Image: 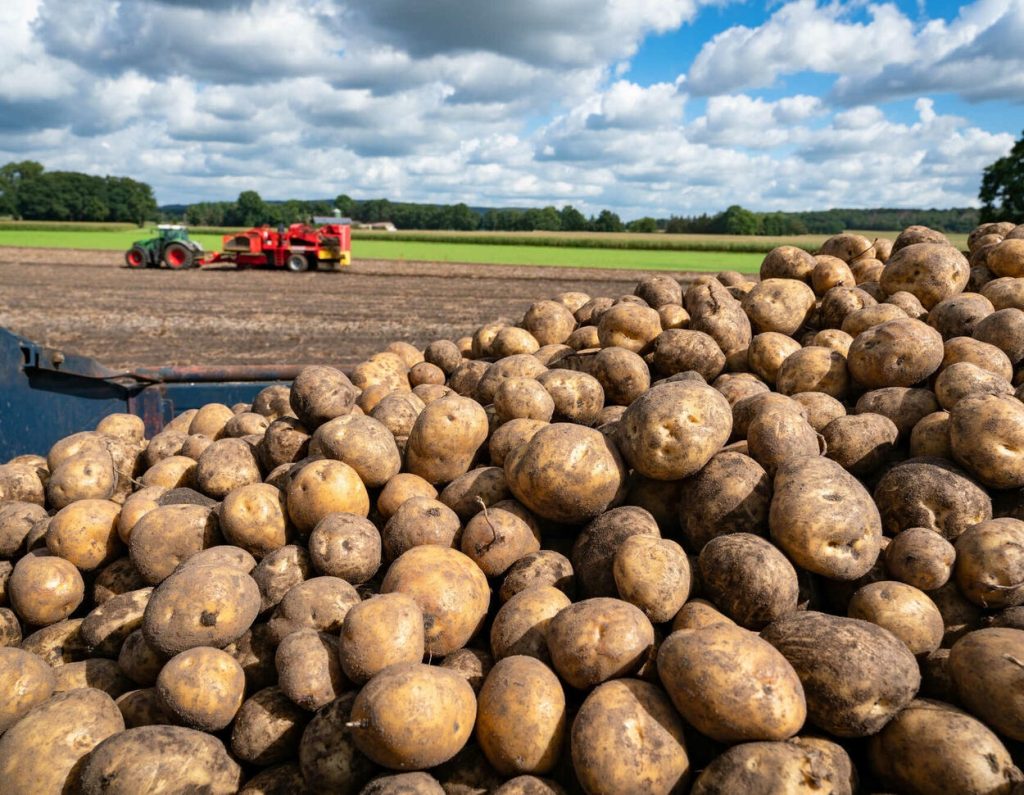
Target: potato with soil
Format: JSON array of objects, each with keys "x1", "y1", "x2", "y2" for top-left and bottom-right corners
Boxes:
[
  {"x1": 476, "y1": 656, "x2": 566, "y2": 776},
  {"x1": 612, "y1": 535, "x2": 690, "y2": 624},
  {"x1": 349, "y1": 662, "x2": 476, "y2": 770},
  {"x1": 928, "y1": 293, "x2": 994, "y2": 340},
  {"x1": 128, "y1": 503, "x2": 220, "y2": 584},
  {"x1": 499, "y1": 550, "x2": 575, "y2": 603},
  {"x1": 252, "y1": 544, "x2": 312, "y2": 613},
  {"x1": 405, "y1": 395, "x2": 489, "y2": 486},
  {"x1": 46, "y1": 448, "x2": 117, "y2": 510},
  {"x1": 848, "y1": 581, "x2": 944, "y2": 656},
  {"x1": 536, "y1": 369, "x2": 604, "y2": 426},
  {"x1": 493, "y1": 377, "x2": 555, "y2": 423},
  {"x1": 881, "y1": 241, "x2": 970, "y2": 308},
  {"x1": 522, "y1": 300, "x2": 577, "y2": 346},
  {"x1": 492, "y1": 326, "x2": 540, "y2": 357},
  {"x1": 155, "y1": 645, "x2": 245, "y2": 731},
  {"x1": 596, "y1": 303, "x2": 661, "y2": 353},
  {"x1": 339, "y1": 593, "x2": 424, "y2": 684},
  {"x1": 691, "y1": 740, "x2": 852, "y2": 795},
  {"x1": 760, "y1": 245, "x2": 816, "y2": 282},
  {"x1": 0, "y1": 500, "x2": 47, "y2": 557},
  {"x1": 546, "y1": 598, "x2": 654, "y2": 689},
  {"x1": 297, "y1": 693, "x2": 375, "y2": 793},
  {"x1": 949, "y1": 628, "x2": 1024, "y2": 741},
  {"x1": 975, "y1": 307, "x2": 1024, "y2": 365},
  {"x1": 770, "y1": 455, "x2": 882, "y2": 581},
  {"x1": 0, "y1": 607, "x2": 19, "y2": 646},
  {"x1": 742, "y1": 278, "x2": 816, "y2": 336},
  {"x1": 459, "y1": 500, "x2": 539, "y2": 576},
  {"x1": 616, "y1": 381, "x2": 731, "y2": 481},
  {"x1": 491, "y1": 585, "x2": 570, "y2": 663},
  {"x1": 949, "y1": 393, "x2": 1024, "y2": 489},
  {"x1": 312, "y1": 413, "x2": 401, "y2": 489},
  {"x1": 0, "y1": 687, "x2": 125, "y2": 795},
  {"x1": 0, "y1": 646, "x2": 56, "y2": 732},
  {"x1": 80, "y1": 586, "x2": 152, "y2": 658},
  {"x1": 847, "y1": 317, "x2": 944, "y2": 388},
  {"x1": 679, "y1": 451, "x2": 771, "y2": 550},
  {"x1": 286, "y1": 459, "x2": 370, "y2": 534},
  {"x1": 381, "y1": 545, "x2": 489, "y2": 656},
  {"x1": 571, "y1": 678, "x2": 689, "y2": 795},
  {"x1": 942, "y1": 336, "x2": 1013, "y2": 380},
  {"x1": 761, "y1": 611, "x2": 920, "y2": 736},
  {"x1": 658, "y1": 624, "x2": 806, "y2": 742},
  {"x1": 188, "y1": 403, "x2": 235, "y2": 439},
  {"x1": 51, "y1": 658, "x2": 131, "y2": 698},
  {"x1": 275, "y1": 629, "x2": 346, "y2": 711},
  {"x1": 8, "y1": 551, "x2": 85, "y2": 626},
  {"x1": 776, "y1": 346, "x2": 849, "y2": 398},
  {"x1": 747, "y1": 332, "x2": 801, "y2": 384},
  {"x1": 307, "y1": 512, "x2": 380, "y2": 584},
  {"x1": 885, "y1": 528, "x2": 955, "y2": 591},
  {"x1": 684, "y1": 277, "x2": 752, "y2": 358},
  {"x1": 572, "y1": 506, "x2": 660, "y2": 599},
  {"x1": 935, "y1": 361, "x2": 1013, "y2": 410},
  {"x1": 585, "y1": 346, "x2": 649, "y2": 407},
  {"x1": 746, "y1": 405, "x2": 820, "y2": 477},
  {"x1": 289, "y1": 366, "x2": 357, "y2": 429},
  {"x1": 651, "y1": 329, "x2": 725, "y2": 382},
  {"x1": 142, "y1": 454, "x2": 197, "y2": 488},
  {"x1": 812, "y1": 257, "x2": 856, "y2": 295},
  {"x1": 821, "y1": 412, "x2": 898, "y2": 476},
  {"x1": 258, "y1": 417, "x2": 310, "y2": 470},
  {"x1": 505, "y1": 423, "x2": 627, "y2": 525},
  {"x1": 438, "y1": 466, "x2": 510, "y2": 521},
  {"x1": 855, "y1": 386, "x2": 940, "y2": 437},
  {"x1": 267, "y1": 575, "x2": 360, "y2": 642},
  {"x1": 954, "y1": 518, "x2": 1024, "y2": 608},
  {"x1": 116, "y1": 486, "x2": 165, "y2": 543},
  {"x1": 219, "y1": 483, "x2": 290, "y2": 558},
  {"x1": 698, "y1": 533, "x2": 798, "y2": 629},
  {"x1": 143, "y1": 563, "x2": 260, "y2": 656},
  {"x1": 869, "y1": 698, "x2": 1022, "y2": 795}
]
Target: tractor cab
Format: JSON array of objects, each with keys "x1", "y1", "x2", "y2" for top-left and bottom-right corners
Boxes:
[
  {"x1": 156, "y1": 224, "x2": 190, "y2": 242},
  {"x1": 124, "y1": 225, "x2": 204, "y2": 270}
]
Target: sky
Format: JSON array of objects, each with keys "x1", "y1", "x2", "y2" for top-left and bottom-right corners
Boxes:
[{"x1": 0, "y1": 0, "x2": 1021, "y2": 219}]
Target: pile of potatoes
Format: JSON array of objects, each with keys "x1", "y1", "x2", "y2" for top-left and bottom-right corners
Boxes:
[{"x1": 3, "y1": 222, "x2": 1024, "y2": 794}]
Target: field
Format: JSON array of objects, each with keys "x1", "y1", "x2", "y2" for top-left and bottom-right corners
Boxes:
[{"x1": 0, "y1": 247, "x2": 671, "y2": 369}]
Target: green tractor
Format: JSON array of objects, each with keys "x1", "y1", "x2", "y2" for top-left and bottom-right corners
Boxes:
[{"x1": 124, "y1": 225, "x2": 205, "y2": 269}]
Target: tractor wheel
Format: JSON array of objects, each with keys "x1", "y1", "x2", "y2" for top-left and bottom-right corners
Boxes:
[
  {"x1": 163, "y1": 242, "x2": 195, "y2": 270},
  {"x1": 125, "y1": 246, "x2": 148, "y2": 269},
  {"x1": 286, "y1": 253, "x2": 309, "y2": 273}
]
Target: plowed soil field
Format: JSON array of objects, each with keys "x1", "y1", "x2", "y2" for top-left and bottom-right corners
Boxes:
[{"x1": 0, "y1": 248, "x2": 697, "y2": 369}]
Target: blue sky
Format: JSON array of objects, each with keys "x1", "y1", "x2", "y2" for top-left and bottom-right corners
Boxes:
[{"x1": 0, "y1": 0, "x2": 1020, "y2": 218}]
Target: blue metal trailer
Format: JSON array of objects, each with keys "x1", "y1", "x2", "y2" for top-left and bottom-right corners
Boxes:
[{"x1": 0, "y1": 327, "x2": 302, "y2": 459}]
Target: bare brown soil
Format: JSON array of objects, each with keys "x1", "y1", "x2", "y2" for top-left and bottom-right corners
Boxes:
[{"x1": 0, "y1": 248, "x2": 694, "y2": 369}]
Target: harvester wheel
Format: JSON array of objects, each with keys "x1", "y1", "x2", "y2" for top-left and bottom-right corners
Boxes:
[
  {"x1": 162, "y1": 242, "x2": 195, "y2": 270},
  {"x1": 285, "y1": 253, "x2": 309, "y2": 273},
  {"x1": 125, "y1": 246, "x2": 148, "y2": 269}
]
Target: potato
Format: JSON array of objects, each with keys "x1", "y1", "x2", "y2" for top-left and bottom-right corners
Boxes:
[
  {"x1": 935, "y1": 361, "x2": 1013, "y2": 409},
  {"x1": 457, "y1": 500, "x2": 536, "y2": 576},
  {"x1": 438, "y1": 649, "x2": 492, "y2": 697},
  {"x1": 493, "y1": 378, "x2": 555, "y2": 423},
  {"x1": 405, "y1": 395, "x2": 489, "y2": 486},
  {"x1": 258, "y1": 417, "x2": 310, "y2": 471},
  {"x1": 537, "y1": 369, "x2": 604, "y2": 425},
  {"x1": 612, "y1": 535, "x2": 690, "y2": 624},
  {"x1": 188, "y1": 403, "x2": 235, "y2": 439},
  {"x1": 143, "y1": 563, "x2": 260, "y2": 655},
  {"x1": 747, "y1": 405, "x2": 820, "y2": 477},
  {"x1": 821, "y1": 412, "x2": 898, "y2": 476},
  {"x1": 156, "y1": 645, "x2": 245, "y2": 731},
  {"x1": 617, "y1": 381, "x2": 731, "y2": 481},
  {"x1": 141, "y1": 454, "x2": 197, "y2": 489},
  {"x1": 742, "y1": 278, "x2": 816, "y2": 336},
  {"x1": 790, "y1": 392, "x2": 845, "y2": 434},
  {"x1": 216, "y1": 483, "x2": 288, "y2": 559},
  {"x1": 78, "y1": 586, "x2": 151, "y2": 659},
  {"x1": 848, "y1": 317, "x2": 944, "y2": 388},
  {"x1": 0, "y1": 687, "x2": 125, "y2": 794},
  {"x1": 596, "y1": 303, "x2": 661, "y2": 353},
  {"x1": 115, "y1": 687, "x2": 173, "y2": 729},
  {"x1": 381, "y1": 545, "x2": 489, "y2": 656},
  {"x1": 760, "y1": 245, "x2": 816, "y2": 282},
  {"x1": 289, "y1": 366, "x2": 357, "y2": 429},
  {"x1": 855, "y1": 386, "x2": 940, "y2": 437},
  {"x1": 949, "y1": 393, "x2": 1024, "y2": 489},
  {"x1": 499, "y1": 550, "x2": 575, "y2": 603},
  {"x1": 651, "y1": 329, "x2": 725, "y2": 382},
  {"x1": 115, "y1": 486, "x2": 165, "y2": 544},
  {"x1": 492, "y1": 326, "x2": 541, "y2": 357},
  {"x1": 698, "y1": 533, "x2": 797, "y2": 629},
  {"x1": 818, "y1": 285, "x2": 876, "y2": 330},
  {"x1": 128, "y1": 503, "x2": 221, "y2": 585},
  {"x1": 46, "y1": 449, "x2": 116, "y2": 509},
  {"x1": 776, "y1": 346, "x2": 849, "y2": 398},
  {"x1": 886, "y1": 290, "x2": 928, "y2": 320},
  {"x1": 312, "y1": 414, "x2": 401, "y2": 489},
  {"x1": 376, "y1": 473, "x2": 437, "y2": 521},
  {"x1": 885, "y1": 528, "x2": 955, "y2": 591},
  {"x1": 52, "y1": 658, "x2": 130, "y2": 699},
  {"x1": 305, "y1": 513, "x2": 380, "y2": 585},
  {"x1": 349, "y1": 663, "x2": 476, "y2": 769},
  {"x1": 955, "y1": 518, "x2": 1024, "y2": 608},
  {"x1": 338, "y1": 593, "x2": 424, "y2": 685},
  {"x1": 0, "y1": 646, "x2": 55, "y2": 732},
  {"x1": 476, "y1": 355, "x2": 547, "y2": 404},
  {"x1": 252, "y1": 384, "x2": 293, "y2": 419},
  {"x1": 439, "y1": 466, "x2": 511, "y2": 521},
  {"x1": 296, "y1": 693, "x2": 375, "y2": 792},
  {"x1": 983, "y1": 277, "x2": 1024, "y2": 311},
  {"x1": 268, "y1": 575, "x2": 359, "y2": 642},
  {"x1": 684, "y1": 277, "x2": 751, "y2": 357},
  {"x1": 286, "y1": 459, "x2": 370, "y2": 534},
  {"x1": 144, "y1": 429, "x2": 186, "y2": 468},
  {"x1": 678, "y1": 451, "x2": 770, "y2": 550},
  {"x1": 409, "y1": 361, "x2": 446, "y2": 387},
  {"x1": 747, "y1": 332, "x2": 801, "y2": 384},
  {"x1": 770, "y1": 456, "x2": 882, "y2": 581},
  {"x1": 8, "y1": 552, "x2": 84, "y2": 626},
  {"x1": 841, "y1": 302, "x2": 908, "y2": 336},
  {"x1": 361, "y1": 773, "x2": 446, "y2": 794},
  {"x1": 657, "y1": 304, "x2": 690, "y2": 330},
  {"x1": 253, "y1": 544, "x2": 312, "y2": 613},
  {"x1": 572, "y1": 506, "x2": 660, "y2": 598},
  {"x1": 505, "y1": 423, "x2": 626, "y2": 524},
  {"x1": 571, "y1": 679, "x2": 689, "y2": 795},
  {"x1": 0, "y1": 501, "x2": 47, "y2": 557},
  {"x1": 928, "y1": 293, "x2": 994, "y2": 340},
  {"x1": 974, "y1": 308, "x2": 1024, "y2": 365},
  {"x1": 222, "y1": 624, "x2": 275, "y2": 694},
  {"x1": 488, "y1": 419, "x2": 547, "y2": 468},
  {"x1": 988, "y1": 238, "x2": 1024, "y2": 277},
  {"x1": 812, "y1": 257, "x2": 855, "y2": 295},
  {"x1": 848, "y1": 580, "x2": 943, "y2": 655},
  {"x1": 383, "y1": 497, "x2": 461, "y2": 561},
  {"x1": 881, "y1": 242, "x2": 970, "y2": 309},
  {"x1": 117, "y1": 628, "x2": 166, "y2": 687},
  {"x1": 691, "y1": 740, "x2": 852, "y2": 795},
  {"x1": 949, "y1": 628, "x2": 1024, "y2": 740},
  {"x1": 42, "y1": 499, "x2": 121, "y2": 573},
  {"x1": 78, "y1": 725, "x2": 241, "y2": 794},
  {"x1": 275, "y1": 629, "x2": 345, "y2": 711},
  {"x1": 869, "y1": 698, "x2": 1022, "y2": 795},
  {"x1": 909, "y1": 410, "x2": 952, "y2": 458},
  {"x1": 546, "y1": 598, "x2": 654, "y2": 689},
  {"x1": 490, "y1": 585, "x2": 570, "y2": 664},
  {"x1": 476, "y1": 656, "x2": 566, "y2": 776},
  {"x1": 0, "y1": 606, "x2": 20, "y2": 646},
  {"x1": 658, "y1": 624, "x2": 805, "y2": 742},
  {"x1": 20, "y1": 618, "x2": 89, "y2": 666},
  {"x1": 448, "y1": 359, "x2": 489, "y2": 398}
]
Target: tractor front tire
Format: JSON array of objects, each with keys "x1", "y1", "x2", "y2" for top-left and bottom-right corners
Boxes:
[
  {"x1": 163, "y1": 242, "x2": 195, "y2": 270},
  {"x1": 286, "y1": 253, "x2": 309, "y2": 273},
  {"x1": 125, "y1": 246, "x2": 148, "y2": 269}
]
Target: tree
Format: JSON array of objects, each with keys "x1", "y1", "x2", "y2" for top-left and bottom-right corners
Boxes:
[
  {"x1": 559, "y1": 205, "x2": 588, "y2": 231},
  {"x1": 980, "y1": 130, "x2": 1024, "y2": 224},
  {"x1": 716, "y1": 205, "x2": 761, "y2": 235},
  {"x1": 627, "y1": 217, "x2": 658, "y2": 233},
  {"x1": 334, "y1": 194, "x2": 355, "y2": 217},
  {"x1": 0, "y1": 161, "x2": 44, "y2": 217},
  {"x1": 592, "y1": 209, "x2": 624, "y2": 233},
  {"x1": 229, "y1": 191, "x2": 267, "y2": 226}
]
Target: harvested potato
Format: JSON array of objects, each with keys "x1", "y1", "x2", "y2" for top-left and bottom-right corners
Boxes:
[
  {"x1": 747, "y1": 405, "x2": 820, "y2": 477},
  {"x1": 848, "y1": 318, "x2": 944, "y2": 388},
  {"x1": 572, "y1": 506, "x2": 660, "y2": 598},
  {"x1": 19, "y1": 617, "x2": 88, "y2": 666},
  {"x1": 821, "y1": 413, "x2": 898, "y2": 476},
  {"x1": 742, "y1": 279, "x2": 816, "y2": 336},
  {"x1": 988, "y1": 238, "x2": 1024, "y2": 277},
  {"x1": 275, "y1": 629, "x2": 346, "y2": 711},
  {"x1": 267, "y1": 575, "x2": 360, "y2": 642},
  {"x1": 8, "y1": 551, "x2": 85, "y2": 626},
  {"x1": 458, "y1": 500, "x2": 538, "y2": 576},
  {"x1": 493, "y1": 377, "x2": 555, "y2": 423},
  {"x1": 312, "y1": 414, "x2": 401, "y2": 488},
  {"x1": 438, "y1": 467, "x2": 510, "y2": 521},
  {"x1": 115, "y1": 687, "x2": 172, "y2": 729},
  {"x1": 383, "y1": 497, "x2": 461, "y2": 561},
  {"x1": 776, "y1": 346, "x2": 849, "y2": 398},
  {"x1": 156, "y1": 645, "x2": 245, "y2": 730},
  {"x1": 349, "y1": 663, "x2": 476, "y2": 769},
  {"x1": 538, "y1": 369, "x2": 604, "y2": 425},
  {"x1": 812, "y1": 257, "x2": 855, "y2": 295},
  {"x1": 974, "y1": 307, "x2": 1024, "y2": 364},
  {"x1": 0, "y1": 646, "x2": 55, "y2": 732},
  {"x1": 488, "y1": 418, "x2": 548, "y2": 468},
  {"x1": 80, "y1": 586, "x2": 152, "y2": 658},
  {"x1": 252, "y1": 544, "x2": 311, "y2": 613},
  {"x1": 128, "y1": 503, "x2": 220, "y2": 584},
  {"x1": 409, "y1": 361, "x2": 446, "y2": 387},
  {"x1": 118, "y1": 628, "x2": 166, "y2": 686},
  {"x1": 499, "y1": 550, "x2": 575, "y2": 603},
  {"x1": 747, "y1": 332, "x2": 802, "y2": 384},
  {"x1": 791, "y1": 391, "x2": 846, "y2": 433},
  {"x1": 909, "y1": 411, "x2": 952, "y2": 458},
  {"x1": 596, "y1": 303, "x2": 661, "y2": 353},
  {"x1": 287, "y1": 459, "x2": 370, "y2": 534},
  {"x1": 651, "y1": 329, "x2": 725, "y2": 382},
  {"x1": 855, "y1": 386, "x2": 940, "y2": 437},
  {"x1": 46, "y1": 449, "x2": 117, "y2": 510},
  {"x1": 881, "y1": 242, "x2": 970, "y2": 309},
  {"x1": 613, "y1": 535, "x2": 690, "y2": 623},
  {"x1": 219, "y1": 483, "x2": 290, "y2": 558},
  {"x1": 381, "y1": 545, "x2": 490, "y2": 656},
  {"x1": 698, "y1": 533, "x2": 797, "y2": 629},
  {"x1": 929, "y1": 293, "x2": 994, "y2": 339},
  {"x1": 0, "y1": 500, "x2": 47, "y2": 557},
  {"x1": 760, "y1": 245, "x2": 816, "y2": 282},
  {"x1": 954, "y1": 518, "x2": 1024, "y2": 608},
  {"x1": 691, "y1": 740, "x2": 852, "y2": 795},
  {"x1": 885, "y1": 528, "x2": 955, "y2": 591},
  {"x1": 376, "y1": 473, "x2": 438, "y2": 521},
  {"x1": 289, "y1": 366, "x2": 357, "y2": 429},
  {"x1": 762, "y1": 611, "x2": 920, "y2": 736},
  {"x1": 658, "y1": 624, "x2": 806, "y2": 742},
  {"x1": 405, "y1": 395, "x2": 489, "y2": 486},
  {"x1": 116, "y1": 486, "x2": 165, "y2": 543},
  {"x1": 307, "y1": 512, "x2": 380, "y2": 584},
  {"x1": 848, "y1": 581, "x2": 944, "y2": 655},
  {"x1": 252, "y1": 384, "x2": 293, "y2": 419},
  {"x1": 0, "y1": 606, "x2": 20, "y2": 646},
  {"x1": 297, "y1": 693, "x2": 375, "y2": 792},
  {"x1": 257, "y1": 417, "x2": 310, "y2": 470},
  {"x1": 685, "y1": 277, "x2": 752, "y2": 358},
  {"x1": 841, "y1": 303, "x2": 908, "y2": 337},
  {"x1": 949, "y1": 628, "x2": 1024, "y2": 741},
  {"x1": 546, "y1": 598, "x2": 654, "y2": 689},
  {"x1": 935, "y1": 361, "x2": 1013, "y2": 410},
  {"x1": 189, "y1": 403, "x2": 235, "y2": 439},
  {"x1": 819, "y1": 286, "x2": 876, "y2": 330},
  {"x1": 476, "y1": 656, "x2": 566, "y2": 775},
  {"x1": 52, "y1": 657, "x2": 131, "y2": 698},
  {"x1": 141, "y1": 454, "x2": 198, "y2": 489},
  {"x1": 679, "y1": 451, "x2": 770, "y2": 550},
  {"x1": 339, "y1": 593, "x2": 424, "y2": 684},
  {"x1": 491, "y1": 585, "x2": 570, "y2": 663},
  {"x1": 949, "y1": 393, "x2": 1024, "y2": 489}
]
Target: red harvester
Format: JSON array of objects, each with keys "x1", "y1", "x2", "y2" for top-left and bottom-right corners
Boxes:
[{"x1": 206, "y1": 219, "x2": 351, "y2": 272}]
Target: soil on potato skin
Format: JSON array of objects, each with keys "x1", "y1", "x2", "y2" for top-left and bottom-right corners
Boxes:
[{"x1": 0, "y1": 248, "x2": 702, "y2": 370}]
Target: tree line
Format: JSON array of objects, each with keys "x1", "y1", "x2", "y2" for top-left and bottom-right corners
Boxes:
[{"x1": 0, "y1": 161, "x2": 157, "y2": 225}]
